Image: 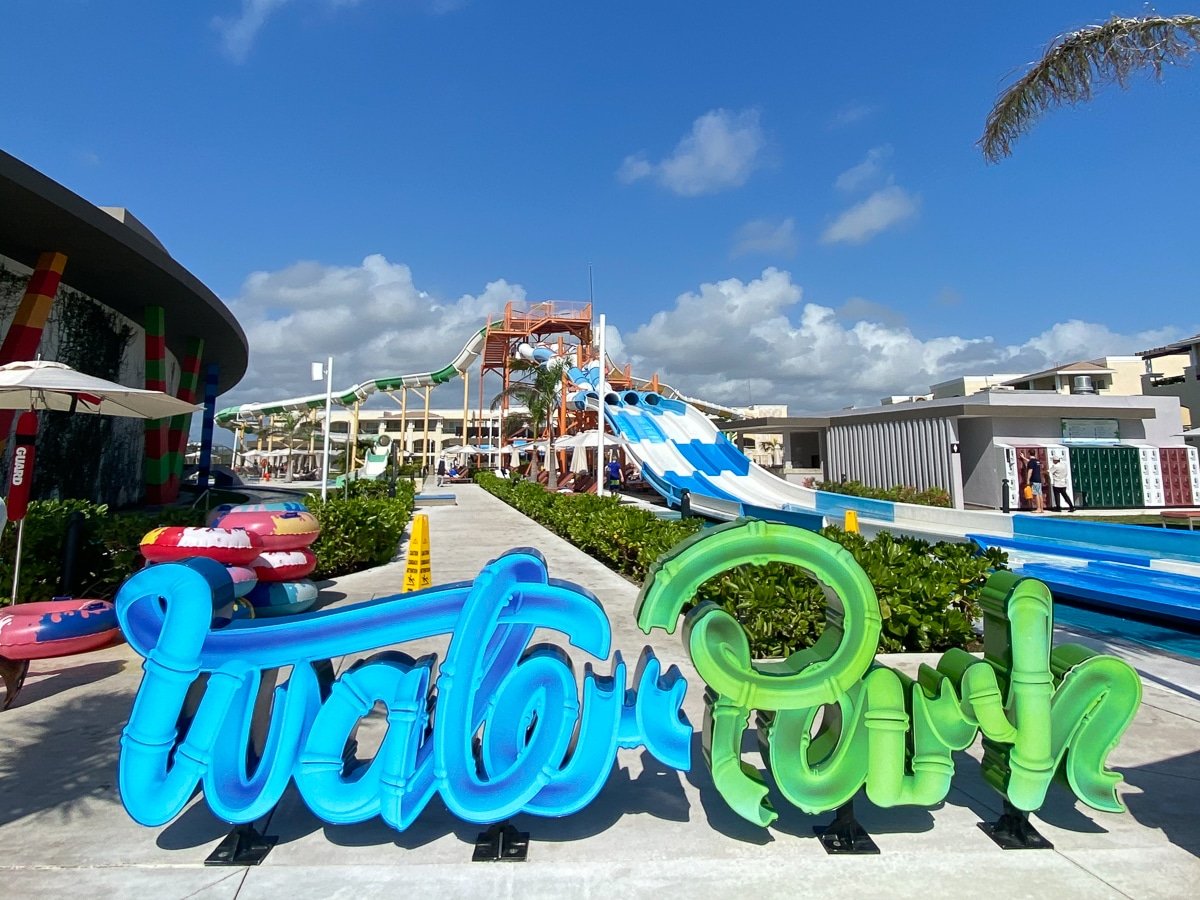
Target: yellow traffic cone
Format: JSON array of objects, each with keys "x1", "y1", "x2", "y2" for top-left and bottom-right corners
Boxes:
[
  {"x1": 402, "y1": 514, "x2": 432, "y2": 592},
  {"x1": 844, "y1": 510, "x2": 859, "y2": 533}
]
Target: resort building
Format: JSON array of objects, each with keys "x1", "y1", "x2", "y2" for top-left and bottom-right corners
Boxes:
[
  {"x1": 1139, "y1": 334, "x2": 1200, "y2": 428},
  {"x1": 0, "y1": 150, "x2": 247, "y2": 506},
  {"x1": 729, "y1": 358, "x2": 1196, "y2": 511}
]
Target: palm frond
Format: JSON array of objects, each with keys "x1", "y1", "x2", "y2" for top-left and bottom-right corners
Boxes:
[{"x1": 981, "y1": 14, "x2": 1200, "y2": 162}]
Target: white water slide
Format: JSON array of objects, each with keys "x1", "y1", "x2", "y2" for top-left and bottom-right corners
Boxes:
[{"x1": 597, "y1": 385, "x2": 1200, "y2": 628}]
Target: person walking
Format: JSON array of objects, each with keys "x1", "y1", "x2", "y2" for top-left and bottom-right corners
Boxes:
[
  {"x1": 1024, "y1": 452, "x2": 1045, "y2": 513},
  {"x1": 1049, "y1": 455, "x2": 1076, "y2": 512},
  {"x1": 436, "y1": 457, "x2": 446, "y2": 487}
]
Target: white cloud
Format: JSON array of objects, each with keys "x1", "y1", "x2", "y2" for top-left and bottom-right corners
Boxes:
[
  {"x1": 616, "y1": 155, "x2": 653, "y2": 184},
  {"x1": 617, "y1": 109, "x2": 766, "y2": 196},
  {"x1": 214, "y1": 0, "x2": 293, "y2": 61},
  {"x1": 829, "y1": 102, "x2": 876, "y2": 129},
  {"x1": 835, "y1": 145, "x2": 892, "y2": 193},
  {"x1": 731, "y1": 217, "x2": 798, "y2": 258},
  {"x1": 821, "y1": 185, "x2": 919, "y2": 245},
  {"x1": 218, "y1": 258, "x2": 1185, "y2": 433},
  {"x1": 213, "y1": 0, "x2": 464, "y2": 62},
  {"x1": 221, "y1": 254, "x2": 522, "y2": 410},
  {"x1": 618, "y1": 268, "x2": 1180, "y2": 412}
]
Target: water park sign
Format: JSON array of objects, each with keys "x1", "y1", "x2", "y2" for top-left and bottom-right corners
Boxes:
[{"x1": 115, "y1": 522, "x2": 1141, "y2": 846}]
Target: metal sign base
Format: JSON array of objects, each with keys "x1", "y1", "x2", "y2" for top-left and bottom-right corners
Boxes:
[
  {"x1": 472, "y1": 822, "x2": 529, "y2": 862},
  {"x1": 205, "y1": 823, "x2": 278, "y2": 866},
  {"x1": 813, "y1": 801, "x2": 880, "y2": 855},
  {"x1": 979, "y1": 802, "x2": 1054, "y2": 850}
]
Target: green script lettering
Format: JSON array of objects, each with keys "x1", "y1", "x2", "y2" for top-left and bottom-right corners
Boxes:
[{"x1": 636, "y1": 520, "x2": 1142, "y2": 827}]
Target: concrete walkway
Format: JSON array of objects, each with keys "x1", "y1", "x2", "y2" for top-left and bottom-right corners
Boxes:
[{"x1": 2, "y1": 484, "x2": 1198, "y2": 898}]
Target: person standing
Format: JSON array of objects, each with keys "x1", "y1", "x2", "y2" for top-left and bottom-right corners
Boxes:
[
  {"x1": 1049, "y1": 455, "x2": 1075, "y2": 512},
  {"x1": 436, "y1": 457, "x2": 446, "y2": 487},
  {"x1": 605, "y1": 456, "x2": 624, "y2": 491},
  {"x1": 1024, "y1": 452, "x2": 1044, "y2": 513}
]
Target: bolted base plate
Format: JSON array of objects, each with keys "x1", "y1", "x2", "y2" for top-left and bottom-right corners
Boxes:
[
  {"x1": 472, "y1": 822, "x2": 529, "y2": 862},
  {"x1": 979, "y1": 809, "x2": 1054, "y2": 850},
  {"x1": 813, "y1": 802, "x2": 880, "y2": 855},
  {"x1": 205, "y1": 823, "x2": 278, "y2": 866}
]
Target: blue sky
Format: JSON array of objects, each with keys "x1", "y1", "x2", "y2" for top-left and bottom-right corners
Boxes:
[{"x1": 3, "y1": 1, "x2": 1199, "y2": 420}]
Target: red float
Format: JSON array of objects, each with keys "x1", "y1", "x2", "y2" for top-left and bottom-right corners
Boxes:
[
  {"x1": 140, "y1": 527, "x2": 263, "y2": 566},
  {"x1": 249, "y1": 549, "x2": 318, "y2": 582},
  {"x1": 0, "y1": 599, "x2": 120, "y2": 661}
]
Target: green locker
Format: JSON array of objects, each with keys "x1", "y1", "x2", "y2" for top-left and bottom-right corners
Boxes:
[{"x1": 1067, "y1": 446, "x2": 1144, "y2": 508}]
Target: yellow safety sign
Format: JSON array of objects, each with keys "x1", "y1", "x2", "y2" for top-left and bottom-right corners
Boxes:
[{"x1": 402, "y1": 513, "x2": 432, "y2": 592}]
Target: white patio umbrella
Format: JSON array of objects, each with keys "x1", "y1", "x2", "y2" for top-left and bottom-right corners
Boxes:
[
  {"x1": 0, "y1": 360, "x2": 200, "y2": 603},
  {"x1": 570, "y1": 444, "x2": 590, "y2": 474},
  {"x1": 0, "y1": 361, "x2": 199, "y2": 418},
  {"x1": 557, "y1": 429, "x2": 626, "y2": 449}
]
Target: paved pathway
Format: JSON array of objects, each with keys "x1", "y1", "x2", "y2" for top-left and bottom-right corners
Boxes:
[{"x1": 2, "y1": 485, "x2": 1198, "y2": 898}]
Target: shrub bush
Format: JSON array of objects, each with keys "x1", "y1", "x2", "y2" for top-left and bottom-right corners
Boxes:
[
  {"x1": 0, "y1": 483, "x2": 420, "y2": 601},
  {"x1": 477, "y1": 472, "x2": 1007, "y2": 656},
  {"x1": 816, "y1": 479, "x2": 952, "y2": 508},
  {"x1": 306, "y1": 481, "x2": 415, "y2": 579}
]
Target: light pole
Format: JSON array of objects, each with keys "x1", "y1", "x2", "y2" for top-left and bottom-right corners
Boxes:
[
  {"x1": 597, "y1": 312, "x2": 606, "y2": 497},
  {"x1": 312, "y1": 358, "x2": 333, "y2": 501}
]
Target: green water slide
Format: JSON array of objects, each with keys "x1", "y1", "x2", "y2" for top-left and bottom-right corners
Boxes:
[{"x1": 215, "y1": 324, "x2": 497, "y2": 429}]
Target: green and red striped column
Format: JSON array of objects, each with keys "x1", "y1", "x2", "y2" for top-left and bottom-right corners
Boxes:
[
  {"x1": 161, "y1": 337, "x2": 204, "y2": 502},
  {"x1": 0, "y1": 252, "x2": 68, "y2": 448},
  {"x1": 143, "y1": 306, "x2": 170, "y2": 504}
]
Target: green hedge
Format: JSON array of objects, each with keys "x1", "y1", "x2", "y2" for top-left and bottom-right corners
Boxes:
[
  {"x1": 305, "y1": 479, "x2": 416, "y2": 579},
  {"x1": 0, "y1": 499, "x2": 206, "y2": 603},
  {"x1": 0, "y1": 481, "x2": 419, "y2": 602},
  {"x1": 476, "y1": 472, "x2": 1006, "y2": 656},
  {"x1": 816, "y1": 479, "x2": 952, "y2": 508}
]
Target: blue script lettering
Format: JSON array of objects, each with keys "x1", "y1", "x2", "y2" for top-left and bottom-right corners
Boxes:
[{"x1": 115, "y1": 550, "x2": 691, "y2": 828}]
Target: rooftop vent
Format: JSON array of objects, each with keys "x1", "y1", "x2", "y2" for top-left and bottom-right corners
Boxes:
[{"x1": 1071, "y1": 375, "x2": 1097, "y2": 394}]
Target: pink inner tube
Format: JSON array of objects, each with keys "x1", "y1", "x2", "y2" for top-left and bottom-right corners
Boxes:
[
  {"x1": 226, "y1": 565, "x2": 258, "y2": 598},
  {"x1": 209, "y1": 510, "x2": 320, "y2": 551},
  {"x1": 0, "y1": 599, "x2": 121, "y2": 661}
]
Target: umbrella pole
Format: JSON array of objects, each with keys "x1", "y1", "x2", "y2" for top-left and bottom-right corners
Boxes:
[{"x1": 10, "y1": 519, "x2": 25, "y2": 604}]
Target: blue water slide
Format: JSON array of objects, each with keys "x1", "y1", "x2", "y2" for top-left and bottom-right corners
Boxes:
[
  {"x1": 637, "y1": 464, "x2": 682, "y2": 507},
  {"x1": 1013, "y1": 515, "x2": 1200, "y2": 564},
  {"x1": 812, "y1": 492, "x2": 897, "y2": 523},
  {"x1": 640, "y1": 393, "x2": 687, "y2": 415},
  {"x1": 1018, "y1": 561, "x2": 1200, "y2": 627},
  {"x1": 611, "y1": 408, "x2": 668, "y2": 444},
  {"x1": 711, "y1": 436, "x2": 751, "y2": 475},
  {"x1": 676, "y1": 441, "x2": 727, "y2": 476},
  {"x1": 967, "y1": 534, "x2": 1153, "y2": 567}
]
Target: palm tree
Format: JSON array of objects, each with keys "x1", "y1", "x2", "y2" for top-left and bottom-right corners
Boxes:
[
  {"x1": 980, "y1": 14, "x2": 1200, "y2": 163},
  {"x1": 265, "y1": 410, "x2": 318, "y2": 481},
  {"x1": 491, "y1": 360, "x2": 568, "y2": 489}
]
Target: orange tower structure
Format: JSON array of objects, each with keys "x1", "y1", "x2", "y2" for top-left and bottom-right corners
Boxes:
[{"x1": 477, "y1": 300, "x2": 593, "y2": 453}]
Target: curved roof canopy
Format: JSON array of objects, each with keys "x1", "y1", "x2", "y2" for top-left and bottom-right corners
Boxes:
[{"x1": 0, "y1": 150, "x2": 247, "y2": 393}]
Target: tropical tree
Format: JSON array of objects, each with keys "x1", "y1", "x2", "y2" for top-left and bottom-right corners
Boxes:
[
  {"x1": 980, "y1": 13, "x2": 1200, "y2": 162},
  {"x1": 265, "y1": 410, "x2": 318, "y2": 481},
  {"x1": 491, "y1": 360, "x2": 568, "y2": 489}
]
